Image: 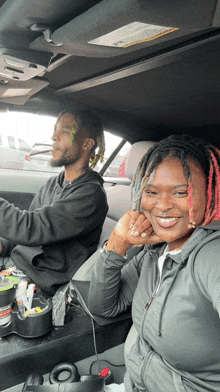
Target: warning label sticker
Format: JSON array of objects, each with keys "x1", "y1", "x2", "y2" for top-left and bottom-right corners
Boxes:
[{"x1": 88, "y1": 22, "x2": 179, "y2": 48}]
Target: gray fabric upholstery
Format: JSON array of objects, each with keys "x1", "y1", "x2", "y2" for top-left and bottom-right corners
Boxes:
[{"x1": 125, "y1": 141, "x2": 155, "y2": 181}]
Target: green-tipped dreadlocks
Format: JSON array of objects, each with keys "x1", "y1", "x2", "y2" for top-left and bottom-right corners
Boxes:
[{"x1": 89, "y1": 134, "x2": 105, "y2": 169}]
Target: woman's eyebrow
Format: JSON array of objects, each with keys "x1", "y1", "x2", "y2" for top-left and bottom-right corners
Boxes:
[
  {"x1": 173, "y1": 184, "x2": 188, "y2": 188},
  {"x1": 145, "y1": 183, "x2": 188, "y2": 188}
]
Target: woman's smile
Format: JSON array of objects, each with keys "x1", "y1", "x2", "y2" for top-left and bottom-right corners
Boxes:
[{"x1": 155, "y1": 216, "x2": 180, "y2": 228}]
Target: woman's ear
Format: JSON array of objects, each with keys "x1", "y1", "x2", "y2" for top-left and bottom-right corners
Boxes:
[{"x1": 83, "y1": 137, "x2": 95, "y2": 151}]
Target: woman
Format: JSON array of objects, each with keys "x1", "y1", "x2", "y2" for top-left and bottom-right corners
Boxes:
[{"x1": 88, "y1": 134, "x2": 220, "y2": 392}]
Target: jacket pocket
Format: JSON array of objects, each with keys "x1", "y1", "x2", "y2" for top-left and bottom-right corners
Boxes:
[
  {"x1": 173, "y1": 373, "x2": 196, "y2": 392},
  {"x1": 126, "y1": 343, "x2": 151, "y2": 391},
  {"x1": 142, "y1": 351, "x2": 196, "y2": 392}
]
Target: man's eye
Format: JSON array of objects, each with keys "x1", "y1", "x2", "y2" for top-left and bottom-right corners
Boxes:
[
  {"x1": 145, "y1": 190, "x2": 157, "y2": 195},
  {"x1": 62, "y1": 129, "x2": 70, "y2": 134}
]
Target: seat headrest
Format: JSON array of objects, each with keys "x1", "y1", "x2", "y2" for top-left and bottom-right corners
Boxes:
[{"x1": 125, "y1": 141, "x2": 156, "y2": 181}]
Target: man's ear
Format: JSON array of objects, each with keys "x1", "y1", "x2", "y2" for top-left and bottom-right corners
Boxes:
[{"x1": 83, "y1": 137, "x2": 95, "y2": 151}]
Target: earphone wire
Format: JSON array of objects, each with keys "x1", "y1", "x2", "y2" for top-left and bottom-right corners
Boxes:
[{"x1": 68, "y1": 302, "x2": 102, "y2": 374}]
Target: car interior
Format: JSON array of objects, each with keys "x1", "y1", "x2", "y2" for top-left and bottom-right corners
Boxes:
[{"x1": 0, "y1": 0, "x2": 220, "y2": 390}]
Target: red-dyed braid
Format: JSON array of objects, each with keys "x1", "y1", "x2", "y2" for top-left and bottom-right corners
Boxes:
[
  {"x1": 203, "y1": 161, "x2": 214, "y2": 225},
  {"x1": 207, "y1": 151, "x2": 220, "y2": 222},
  {"x1": 188, "y1": 181, "x2": 196, "y2": 228}
]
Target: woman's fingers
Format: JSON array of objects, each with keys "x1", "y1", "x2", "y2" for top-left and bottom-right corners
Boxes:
[
  {"x1": 128, "y1": 211, "x2": 151, "y2": 237},
  {"x1": 109, "y1": 209, "x2": 162, "y2": 254},
  {"x1": 127, "y1": 229, "x2": 162, "y2": 246},
  {"x1": 127, "y1": 210, "x2": 141, "y2": 229}
]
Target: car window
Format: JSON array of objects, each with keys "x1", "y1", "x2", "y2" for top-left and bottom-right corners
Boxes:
[
  {"x1": 0, "y1": 112, "x2": 130, "y2": 175},
  {"x1": 18, "y1": 138, "x2": 31, "y2": 151},
  {"x1": 0, "y1": 112, "x2": 56, "y2": 172},
  {"x1": 7, "y1": 136, "x2": 16, "y2": 149},
  {"x1": 94, "y1": 133, "x2": 131, "y2": 178},
  {"x1": 102, "y1": 141, "x2": 131, "y2": 178}
]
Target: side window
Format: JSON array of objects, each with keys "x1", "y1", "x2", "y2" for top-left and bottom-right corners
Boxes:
[
  {"x1": 18, "y1": 138, "x2": 31, "y2": 152},
  {"x1": 0, "y1": 112, "x2": 57, "y2": 173},
  {"x1": 94, "y1": 132, "x2": 131, "y2": 178},
  {"x1": 7, "y1": 136, "x2": 16, "y2": 149}
]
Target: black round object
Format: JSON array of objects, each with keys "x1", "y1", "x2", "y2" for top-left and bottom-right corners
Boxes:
[{"x1": 49, "y1": 362, "x2": 80, "y2": 384}]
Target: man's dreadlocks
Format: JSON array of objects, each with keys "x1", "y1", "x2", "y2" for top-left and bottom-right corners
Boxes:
[{"x1": 131, "y1": 134, "x2": 220, "y2": 227}]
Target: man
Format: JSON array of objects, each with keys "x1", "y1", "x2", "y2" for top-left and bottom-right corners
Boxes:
[{"x1": 0, "y1": 109, "x2": 108, "y2": 296}]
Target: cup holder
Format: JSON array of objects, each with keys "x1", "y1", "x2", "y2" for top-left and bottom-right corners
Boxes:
[{"x1": 0, "y1": 294, "x2": 52, "y2": 338}]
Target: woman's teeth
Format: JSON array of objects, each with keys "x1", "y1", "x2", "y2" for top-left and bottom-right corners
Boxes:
[{"x1": 157, "y1": 217, "x2": 177, "y2": 223}]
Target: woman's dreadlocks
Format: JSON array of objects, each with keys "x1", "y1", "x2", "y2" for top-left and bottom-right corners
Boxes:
[{"x1": 131, "y1": 134, "x2": 220, "y2": 227}]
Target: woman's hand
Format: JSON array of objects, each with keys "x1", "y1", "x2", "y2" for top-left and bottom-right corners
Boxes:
[{"x1": 107, "y1": 209, "x2": 162, "y2": 256}]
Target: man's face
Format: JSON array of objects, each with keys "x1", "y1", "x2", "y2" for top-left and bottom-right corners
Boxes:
[{"x1": 50, "y1": 113, "x2": 84, "y2": 167}]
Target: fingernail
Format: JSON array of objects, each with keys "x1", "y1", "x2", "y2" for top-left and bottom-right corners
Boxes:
[
  {"x1": 141, "y1": 233, "x2": 147, "y2": 238},
  {"x1": 134, "y1": 231, "x2": 139, "y2": 237},
  {"x1": 130, "y1": 230, "x2": 134, "y2": 236},
  {"x1": 129, "y1": 224, "x2": 133, "y2": 228}
]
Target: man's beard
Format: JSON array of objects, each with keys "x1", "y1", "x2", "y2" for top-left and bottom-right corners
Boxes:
[{"x1": 50, "y1": 149, "x2": 79, "y2": 167}]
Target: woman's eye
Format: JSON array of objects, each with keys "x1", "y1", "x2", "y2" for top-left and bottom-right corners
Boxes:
[{"x1": 175, "y1": 191, "x2": 188, "y2": 196}]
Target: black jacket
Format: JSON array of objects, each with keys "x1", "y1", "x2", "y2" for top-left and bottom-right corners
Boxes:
[{"x1": 0, "y1": 170, "x2": 108, "y2": 295}]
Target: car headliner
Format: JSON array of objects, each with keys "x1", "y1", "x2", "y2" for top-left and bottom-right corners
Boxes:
[{"x1": 0, "y1": 0, "x2": 219, "y2": 145}]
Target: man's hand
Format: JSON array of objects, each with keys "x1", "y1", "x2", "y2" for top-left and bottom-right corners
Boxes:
[{"x1": 107, "y1": 210, "x2": 162, "y2": 256}]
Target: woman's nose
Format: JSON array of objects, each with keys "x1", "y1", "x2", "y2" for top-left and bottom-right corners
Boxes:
[{"x1": 156, "y1": 195, "x2": 173, "y2": 211}]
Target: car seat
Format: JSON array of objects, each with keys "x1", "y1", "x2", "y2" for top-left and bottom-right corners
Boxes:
[{"x1": 73, "y1": 140, "x2": 155, "y2": 281}]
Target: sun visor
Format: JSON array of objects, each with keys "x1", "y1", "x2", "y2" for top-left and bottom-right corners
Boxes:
[
  {"x1": 0, "y1": 78, "x2": 49, "y2": 105},
  {"x1": 29, "y1": 0, "x2": 216, "y2": 58}
]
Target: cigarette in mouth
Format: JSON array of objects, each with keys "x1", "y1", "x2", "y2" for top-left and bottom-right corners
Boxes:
[{"x1": 29, "y1": 149, "x2": 53, "y2": 156}]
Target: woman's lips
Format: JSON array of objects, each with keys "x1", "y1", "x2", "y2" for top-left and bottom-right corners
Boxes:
[{"x1": 155, "y1": 217, "x2": 179, "y2": 228}]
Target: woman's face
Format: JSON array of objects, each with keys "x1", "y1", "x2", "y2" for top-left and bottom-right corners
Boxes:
[{"x1": 141, "y1": 158, "x2": 207, "y2": 250}]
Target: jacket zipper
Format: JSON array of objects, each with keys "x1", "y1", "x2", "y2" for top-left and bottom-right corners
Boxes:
[
  {"x1": 141, "y1": 292, "x2": 157, "y2": 336},
  {"x1": 145, "y1": 293, "x2": 157, "y2": 310}
]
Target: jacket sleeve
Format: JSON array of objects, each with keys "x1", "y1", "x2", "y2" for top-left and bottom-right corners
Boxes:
[
  {"x1": 88, "y1": 247, "x2": 146, "y2": 317},
  {"x1": 0, "y1": 182, "x2": 107, "y2": 247},
  {"x1": 0, "y1": 237, "x2": 15, "y2": 256},
  {"x1": 193, "y1": 237, "x2": 220, "y2": 316}
]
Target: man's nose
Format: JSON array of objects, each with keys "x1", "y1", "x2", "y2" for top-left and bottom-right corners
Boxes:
[{"x1": 52, "y1": 129, "x2": 60, "y2": 141}]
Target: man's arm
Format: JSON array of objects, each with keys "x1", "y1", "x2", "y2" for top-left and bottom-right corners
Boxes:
[
  {"x1": 0, "y1": 237, "x2": 16, "y2": 256},
  {"x1": 0, "y1": 182, "x2": 107, "y2": 246}
]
